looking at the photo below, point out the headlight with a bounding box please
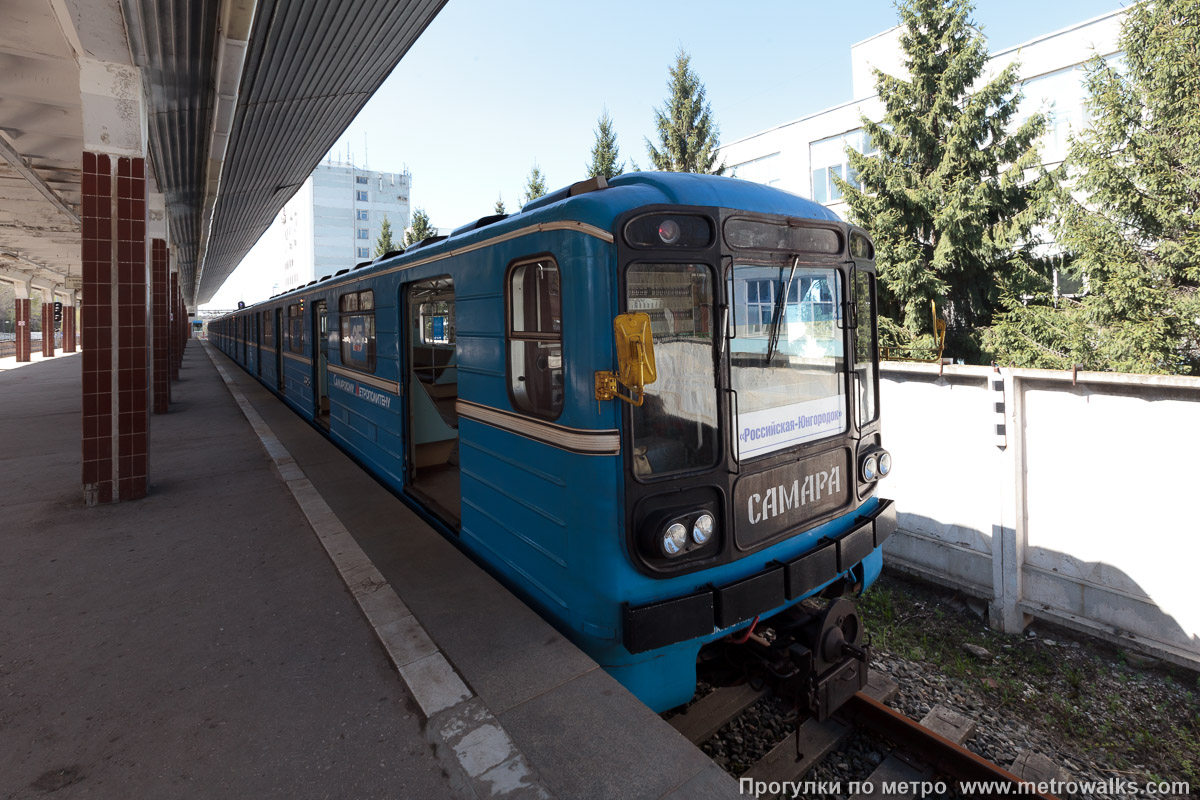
[877,451,891,477]
[861,454,878,482]
[692,513,715,545]
[662,523,688,556]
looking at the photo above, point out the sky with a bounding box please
[202,0,1127,309]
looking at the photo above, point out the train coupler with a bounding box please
[773,597,870,721]
[702,597,871,722]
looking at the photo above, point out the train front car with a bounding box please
[591,173,894,715]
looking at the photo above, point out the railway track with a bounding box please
[669,671,1061,799]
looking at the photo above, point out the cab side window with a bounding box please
[507,258,563,419]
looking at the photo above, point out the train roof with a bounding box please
[493,172,843,243]
[242,172,843,310]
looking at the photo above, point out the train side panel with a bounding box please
[451,230,626,641]
[280,304,315,419]
[326,284,405,488]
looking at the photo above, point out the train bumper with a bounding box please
[621,498,895,655]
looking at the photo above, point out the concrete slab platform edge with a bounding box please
[203,343,555,800]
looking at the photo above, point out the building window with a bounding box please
[507,258,562,419]
[730,269,838,339]
[743,279,779,336]
[1014,61,1100,166]
[357,247,370,259]
[356,176,368,184]
[357,228,369,240]
[287,303,304,354]
[729,152,782,187]
[339,290,376,373]
[356,209,369,221]
[356,190,368,202]
[810,129,876,204]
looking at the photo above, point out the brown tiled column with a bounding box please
[62,306,76,353]
[165,270,175,382]
[41,296,55,357]
[15,298,31,361]
[180,288,188,355]
[82,152,149,504]
[151,239,170,413]
[170,272,181,380]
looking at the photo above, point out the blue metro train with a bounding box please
[211,172,895,714]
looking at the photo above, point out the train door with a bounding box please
[255,314,261,376]
[403,277,459,526]
[240,316,246,362]
[274,308,284,392]
[313,299,330,426]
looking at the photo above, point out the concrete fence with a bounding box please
[0,332,77,358]
[880,362,1200,669]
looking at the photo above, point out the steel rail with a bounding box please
[841,692,1060,800]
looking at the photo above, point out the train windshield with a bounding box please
[626,263,719,476]
[728,263,847,459]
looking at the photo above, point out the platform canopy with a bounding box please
[0,0,446,307]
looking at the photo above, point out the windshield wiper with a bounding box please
[765,255,799,364]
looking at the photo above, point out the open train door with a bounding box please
[402,276,460,527]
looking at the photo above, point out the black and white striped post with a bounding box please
[991,364,1006,449]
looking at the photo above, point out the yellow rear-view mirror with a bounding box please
[594,312,657,408]
[614,312,657,390]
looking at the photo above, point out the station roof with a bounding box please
[0,0,446,307]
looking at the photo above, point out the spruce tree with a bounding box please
[373,215,398,257]
[520,165,548,207]
[838,0,1051,356]
[587,108,625,180]
[404,208,436,246]
[988,0,1200,374]
[494,195,506,215]
[646,49,725,174]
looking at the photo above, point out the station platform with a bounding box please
[0,342,737,799]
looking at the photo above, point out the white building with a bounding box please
[721,9,1125,222]
[275,160,411,292]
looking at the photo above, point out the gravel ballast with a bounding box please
[683,572,1198,799]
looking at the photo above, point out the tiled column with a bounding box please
[151,238,170,413]
[170,272,181,380]
[81,151,112,502]
[63,302,76,353]
[41,292,55,357]
[15,297,31,361]
[81,58,149,504]
[169,272,176,378]
[82,152,149,504]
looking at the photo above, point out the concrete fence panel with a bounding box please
[878,370,1000,597]
[879,363,1200,669]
